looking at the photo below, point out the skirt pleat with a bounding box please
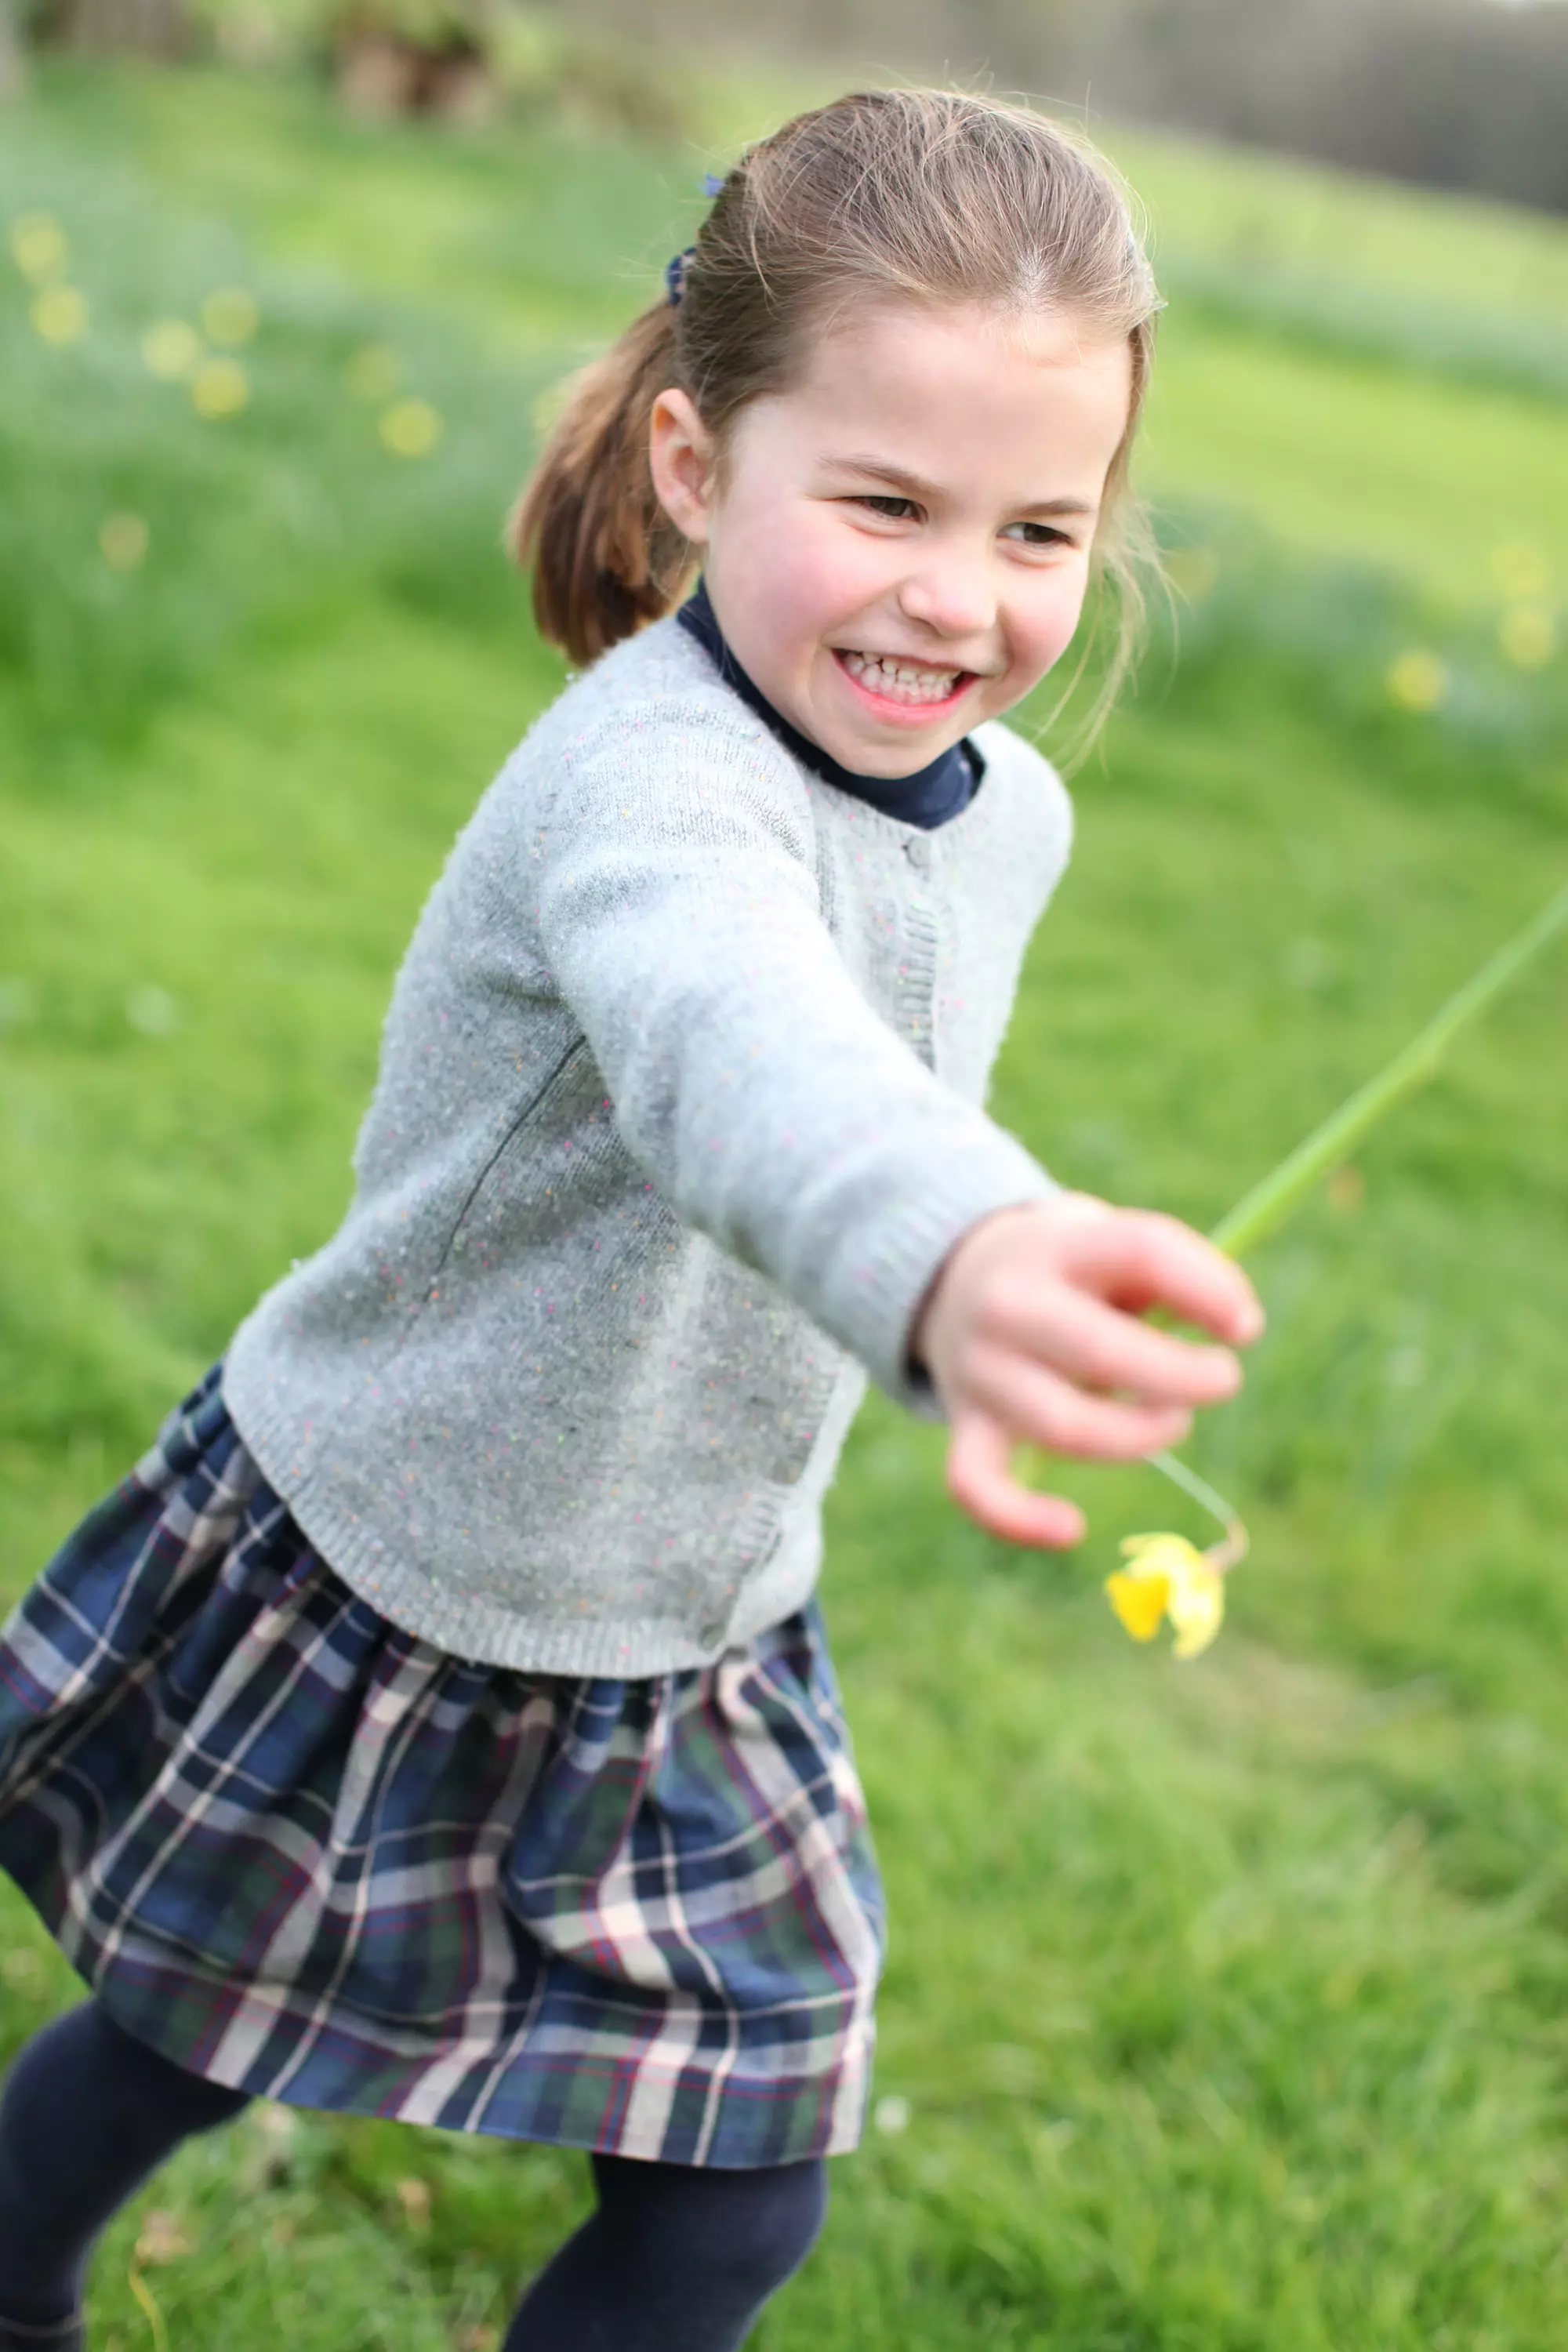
[0,1365,884,2166]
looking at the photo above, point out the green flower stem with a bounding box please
[1029,882,1568,1572]
[1209,877,1568,1262]
[1145,1447,1248,1570]
[1141,878,1568,1575]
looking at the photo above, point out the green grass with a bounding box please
[1111,119,1568,387]
[2,59,1567,2352]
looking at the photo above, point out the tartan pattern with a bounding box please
[0,1367,884,2166]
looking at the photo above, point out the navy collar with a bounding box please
[676,580,981,831]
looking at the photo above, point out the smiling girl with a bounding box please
[0,87,1260,2352]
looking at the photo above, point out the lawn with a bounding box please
[2,57,1566,2351]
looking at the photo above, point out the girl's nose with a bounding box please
[895,556,997,644]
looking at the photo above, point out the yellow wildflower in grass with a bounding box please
[1488,540,1549,601]
[10,212,67,283]
[141,319,202,380]
[201,287,260,347]
[1105,1533,1226,1661]
[1498,604,1555,671]
[1386,649,1448,713]
[191,358,249,419]
[30,285,87,345]
[99,513,150,571]
[379,397,442,459]
[349,342,402,400]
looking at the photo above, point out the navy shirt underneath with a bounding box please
[677,580,980,830]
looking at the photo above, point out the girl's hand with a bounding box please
[911,1191,1265,1548]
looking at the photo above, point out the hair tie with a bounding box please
[666,173,729,306]
[666,175,729,307]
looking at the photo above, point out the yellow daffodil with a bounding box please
[1386,650,1447,713]
[30,285,87,345]
[191,358,249,419]
[200,287,260,347]
[1104,1547,1172,1642]
[142,319,202,380]
[1097,878,1568,1669]
[1498,604,1555,671]
[379,397,442,458]
[1106,1532,1226,1661]
[10,212,67,283]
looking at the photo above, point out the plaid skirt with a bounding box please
[0,1365,884,2166]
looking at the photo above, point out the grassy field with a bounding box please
[2,58,1566,2351]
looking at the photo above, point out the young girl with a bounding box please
[0,87,1261,2352]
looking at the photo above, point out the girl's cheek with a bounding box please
[1028,575,1091,673]
[724,537,822,644]
[776,529,884,636]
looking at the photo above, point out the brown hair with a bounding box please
[509,86,1163,739]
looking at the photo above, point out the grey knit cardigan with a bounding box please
[223,618,1070,1675]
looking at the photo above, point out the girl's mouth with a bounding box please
[833,647,978,720]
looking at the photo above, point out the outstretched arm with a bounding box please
[913,1192,1265,1546]
[529,709,1058,1407]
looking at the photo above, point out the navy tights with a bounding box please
[0,1996,249,2332]
[0,1999,825,2350]
[503,2149,826,2350]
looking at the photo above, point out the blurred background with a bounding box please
[1,3,1566,2349]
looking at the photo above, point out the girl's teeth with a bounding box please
[840,650,961,706]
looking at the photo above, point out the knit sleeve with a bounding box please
[528,704,1058,1414]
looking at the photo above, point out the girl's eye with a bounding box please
[856,494,920,521]
[1003,521,1071,548]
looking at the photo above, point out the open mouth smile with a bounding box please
[833,647,978,715]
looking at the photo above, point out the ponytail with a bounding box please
[507,301,695,669]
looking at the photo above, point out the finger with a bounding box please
[961,1347,1194,1461]
[946,1412,1086,1549]
[1058,1211,1265,1345]
[994,1285,1243,1408]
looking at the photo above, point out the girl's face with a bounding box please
[650,299,1134,777]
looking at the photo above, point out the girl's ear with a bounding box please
[648,389,717,545]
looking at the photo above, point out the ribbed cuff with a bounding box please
[829,1140,1060,1418]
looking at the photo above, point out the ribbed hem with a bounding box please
[222,1359,824,1677]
